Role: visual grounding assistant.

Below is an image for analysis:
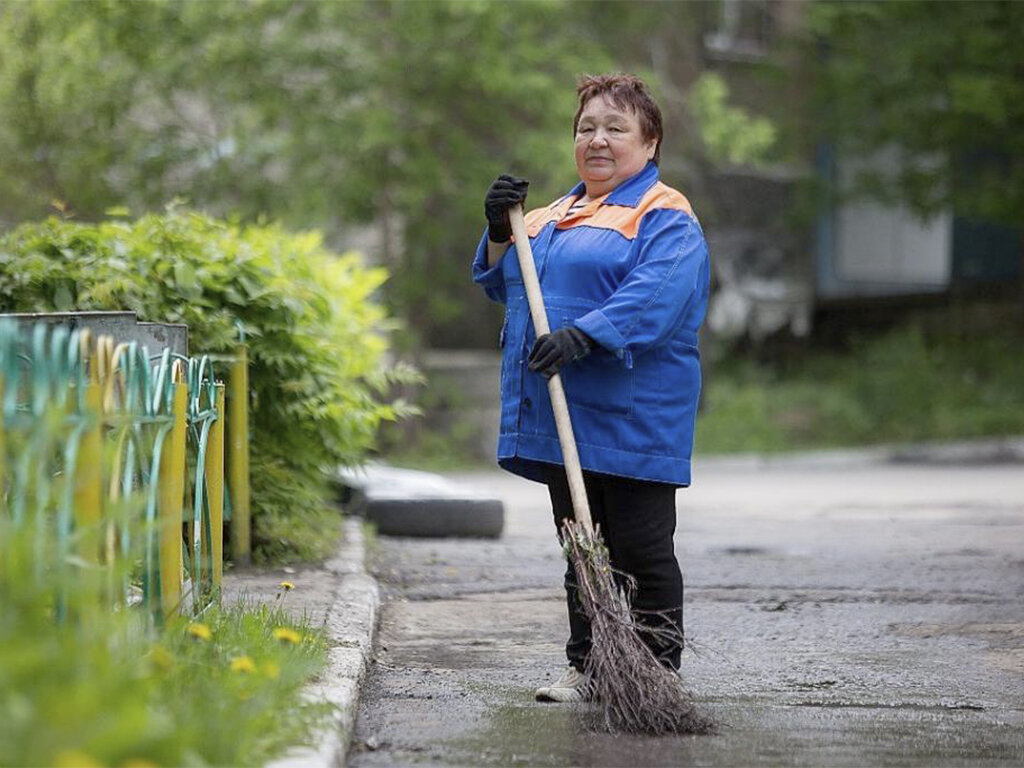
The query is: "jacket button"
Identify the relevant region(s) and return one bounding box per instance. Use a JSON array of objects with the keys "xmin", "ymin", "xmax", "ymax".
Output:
[{"xmin": 523, "ymin": 397, "xmax": 533, "ymax": 409}]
